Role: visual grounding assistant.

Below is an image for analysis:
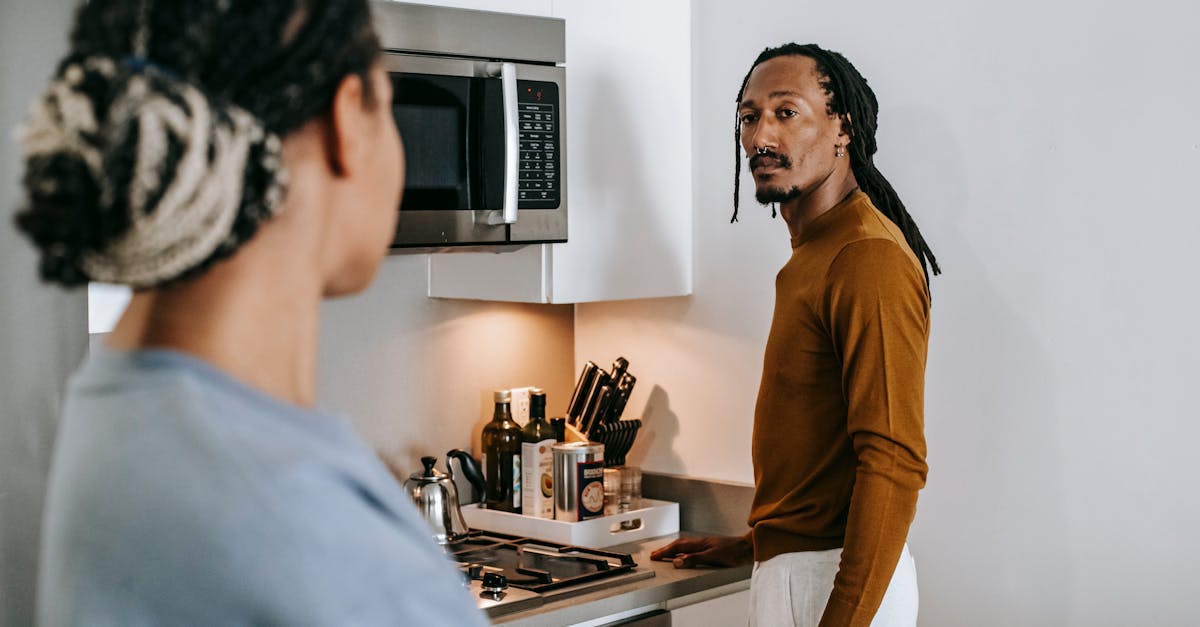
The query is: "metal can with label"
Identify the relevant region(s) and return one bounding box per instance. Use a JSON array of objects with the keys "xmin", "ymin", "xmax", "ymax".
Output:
[{"xmin": 552, "ymin": 442, "xmax": 605, "ymax": 521}]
